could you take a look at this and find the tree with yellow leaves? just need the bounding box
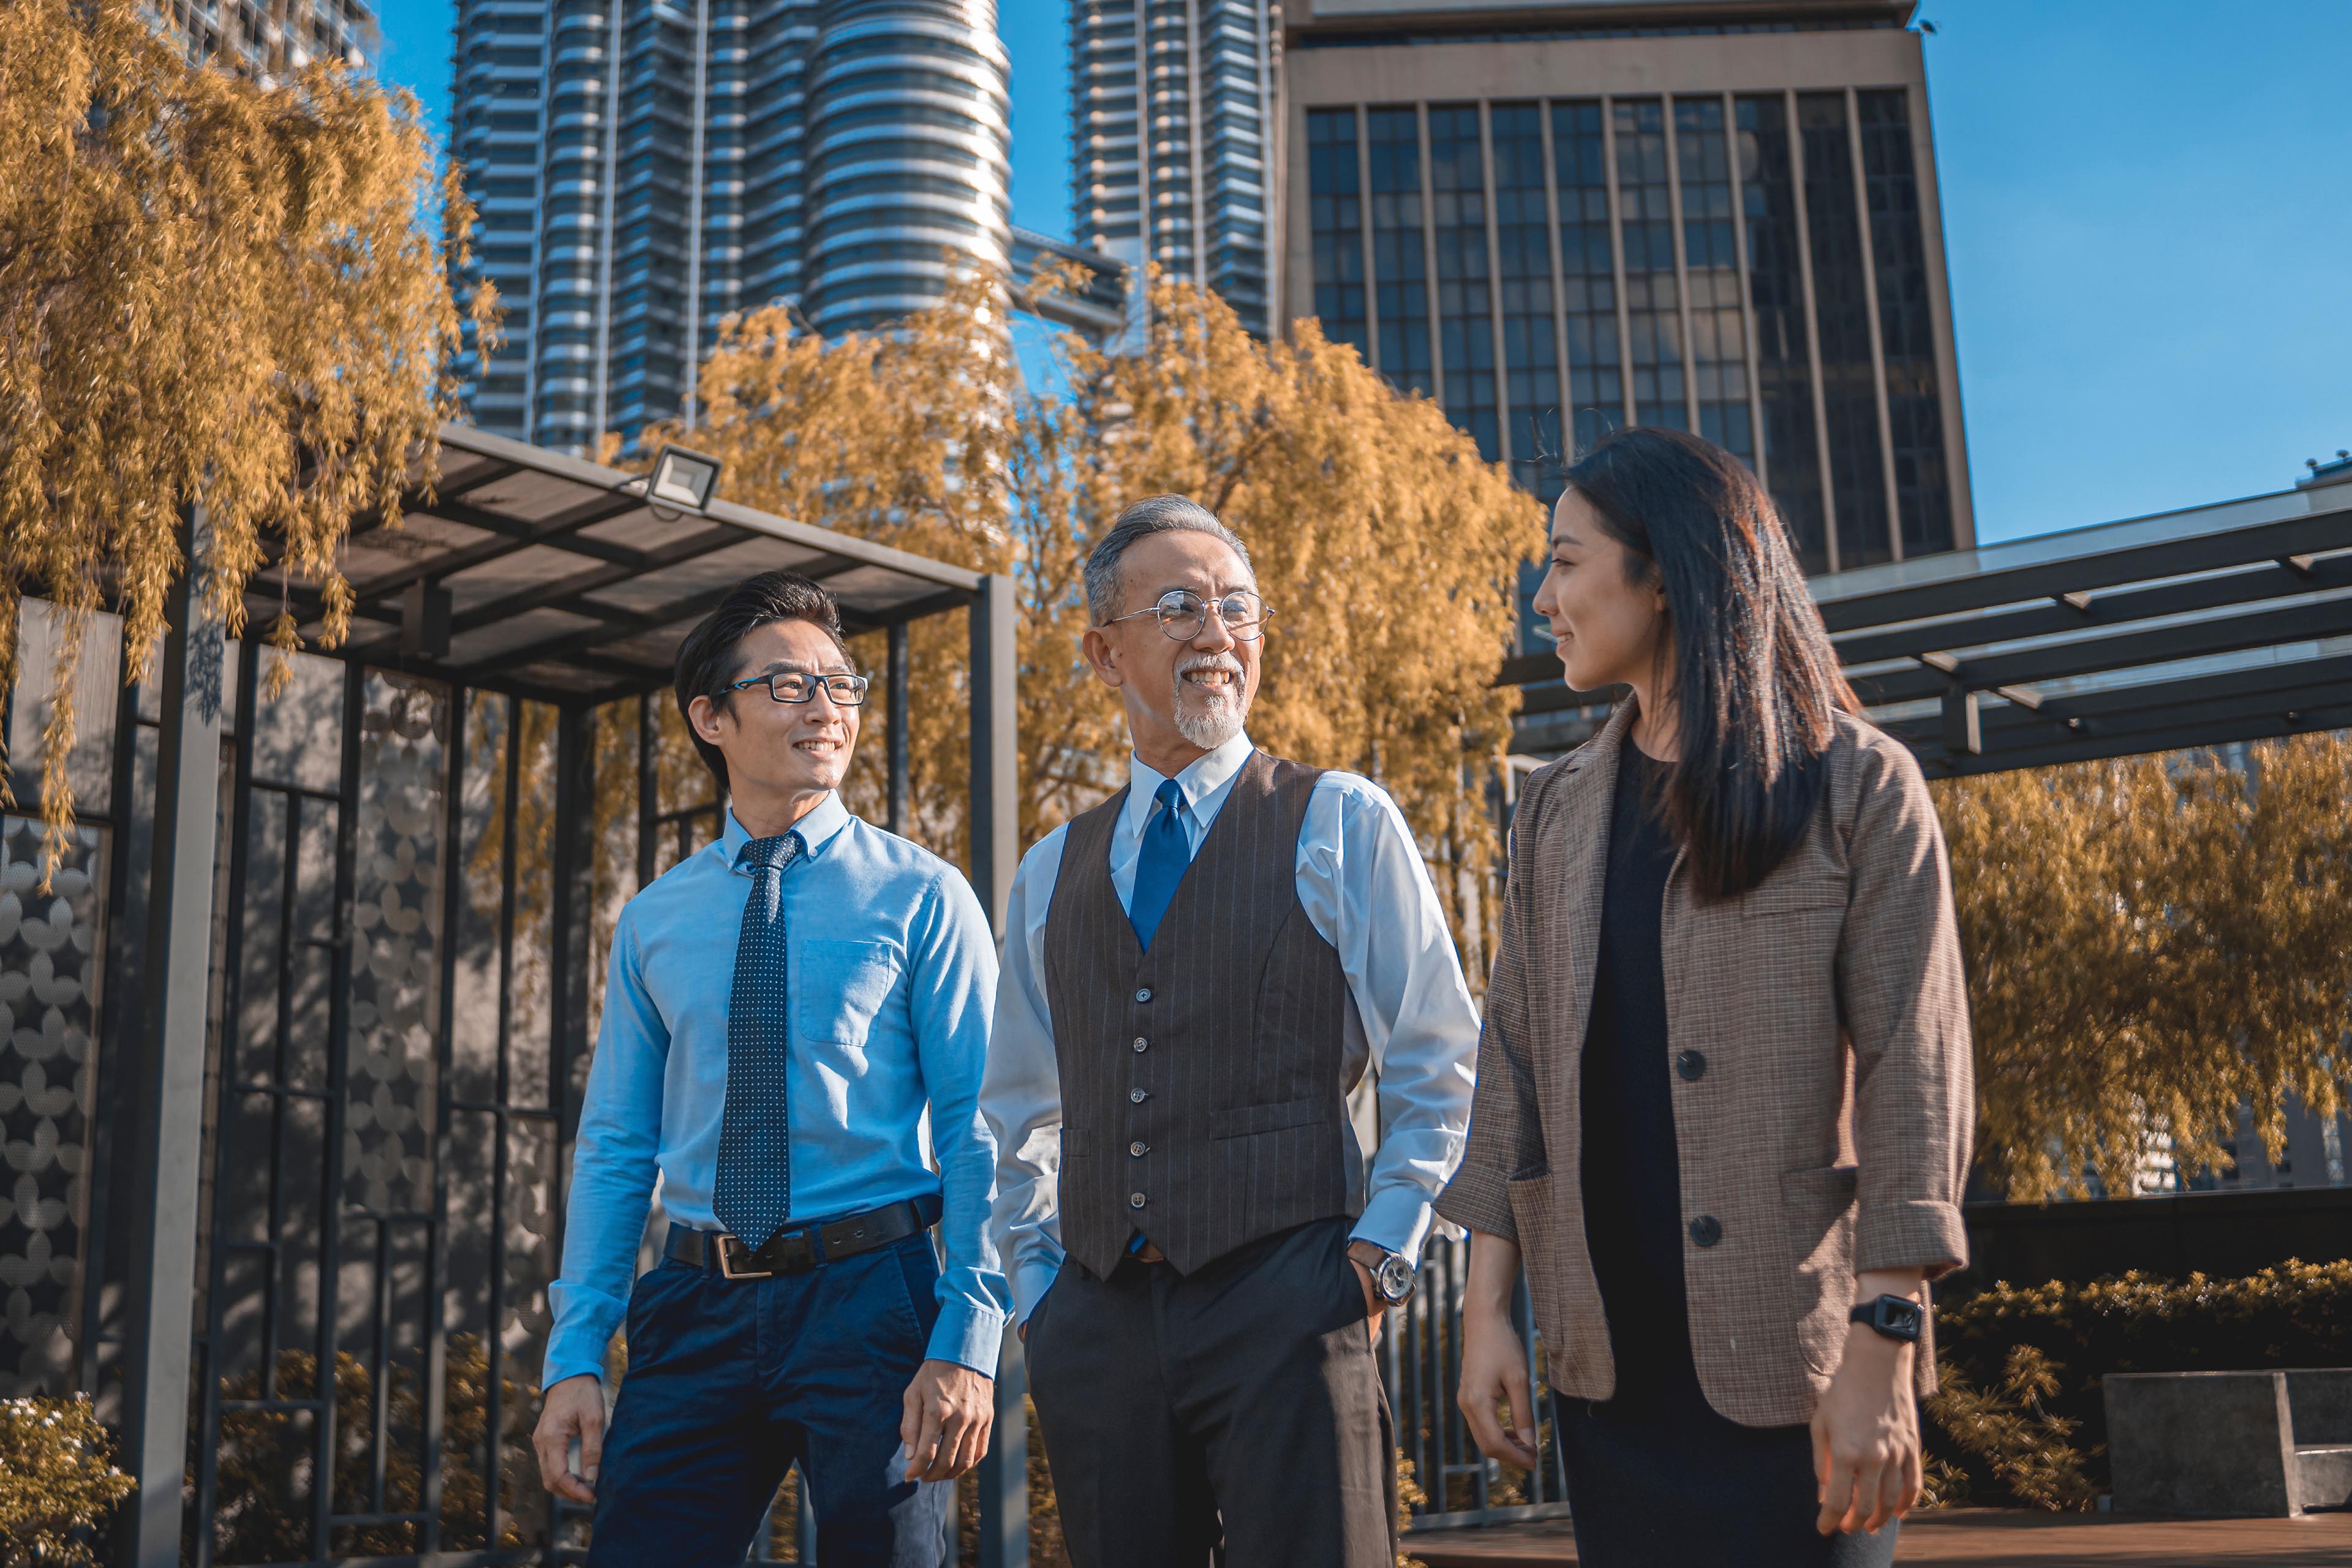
[659,266,1537,974]
[0,0,494,867]
[1934,733,2352,1200]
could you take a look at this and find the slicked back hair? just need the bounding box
[1085,495,1252,625]
[673,570,852,794]
[1564,426,1860,900]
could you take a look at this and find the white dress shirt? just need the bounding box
[981,731,1480,1323]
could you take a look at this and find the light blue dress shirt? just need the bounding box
[546,793,1010,1386]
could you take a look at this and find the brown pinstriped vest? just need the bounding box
[1044,750,1356,1278]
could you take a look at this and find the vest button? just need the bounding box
[1133,1037,1148,1052]
[1689,1215,1723,1248]
[1129,1192,1147,1208]
[1135,987,1153,1003]
[1676,1050,1707,1081]
[1129,1140,1148,1157]
[1130,1087,1148,1103]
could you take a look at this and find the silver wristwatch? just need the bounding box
[1351,1240,1417,1305]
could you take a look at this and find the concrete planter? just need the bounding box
[2104,1368,2352,1517]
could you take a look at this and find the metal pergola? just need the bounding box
[0,424,1026,1567]
[1506,466,2352,774]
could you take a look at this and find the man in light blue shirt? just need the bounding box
[532,570,1007,1568]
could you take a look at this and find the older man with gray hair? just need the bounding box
[978,496,1480,1567]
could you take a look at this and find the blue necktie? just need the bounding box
[1128,778,1189,952]
[714,831,803,1248]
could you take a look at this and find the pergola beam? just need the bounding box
[1834,552,2352,668]
[439,551,886,682]
[1813,505,2352,633]
[1849,595,2352,707]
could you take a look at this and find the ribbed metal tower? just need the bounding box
[1068,0,1276,336]
[451,0,1007,451]
[802,0,1013,335]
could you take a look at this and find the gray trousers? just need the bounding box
[1025,1216,1397,1568]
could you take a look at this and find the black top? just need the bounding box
[1577,744,1700,1405]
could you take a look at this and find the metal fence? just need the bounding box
[1386,1235,1571,1534]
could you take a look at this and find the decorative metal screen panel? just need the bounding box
[0,817,108,1396]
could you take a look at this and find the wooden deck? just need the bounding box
[1404,1509,2352,1567]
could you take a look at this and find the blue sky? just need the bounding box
[368,0,2352,545]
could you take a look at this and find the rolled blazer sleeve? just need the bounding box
[1434,785,1550,1242]
[1837,737,1975,1279]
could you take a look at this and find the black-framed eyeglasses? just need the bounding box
[1101,589,1271,641]
[728,671,872,706]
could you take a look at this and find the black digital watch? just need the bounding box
[1849,1294,1924,1344]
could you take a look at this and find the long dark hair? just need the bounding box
[1562,428,1858,899]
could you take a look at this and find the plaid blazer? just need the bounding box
[1435,705,1973,1426]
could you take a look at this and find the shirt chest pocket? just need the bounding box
[794,940,903,1047]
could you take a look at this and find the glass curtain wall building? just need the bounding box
[1070,0,1278,336]
[450,0,1012,453]
[1280,0,1970,585]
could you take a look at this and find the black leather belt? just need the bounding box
[666,1193,942,1280]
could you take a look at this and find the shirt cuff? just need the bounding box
[1010,1257,1063,1327]
[1350,1185,1438,1262]
[542,1320,619,1392]
[925,1300,1009,1376]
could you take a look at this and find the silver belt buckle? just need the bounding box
[715,1234,774,1280]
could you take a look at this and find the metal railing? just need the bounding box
[1387,1236,1571,1534]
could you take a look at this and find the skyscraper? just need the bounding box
[142,0,377,80]
[1069,0,1278,336]
[1280,0,1972,574]
[450,0,1015,452]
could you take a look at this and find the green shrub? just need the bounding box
[0,1396,134,1566]
[1923,1257,2352,1508]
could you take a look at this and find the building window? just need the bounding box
[1491,101,1559,498]
[1429,104,1498,461]
[1736,93,1829,572]
[1799,91,1891,570]
[1550,100,1619,460]
[1860,89,1953,557]
[1306,107,1369,364]
[1613,99,1685,432]
[1673,97,1751,463]
[1366,106,1433,398]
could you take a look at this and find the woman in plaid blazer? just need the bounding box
[1435,429,1974,1566]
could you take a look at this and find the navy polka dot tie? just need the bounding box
[714,831,803,1248]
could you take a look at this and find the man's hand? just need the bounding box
[1346,1253,1385,1347]
[1811,1273,1926,1536]
[533,1374,606,1505]
[900,1359,995,1482]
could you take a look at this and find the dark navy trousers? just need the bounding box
[585,1231,954,1568]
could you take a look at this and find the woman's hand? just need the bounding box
[1454,1230,1542,1471]
[1810,1269,1925,1536]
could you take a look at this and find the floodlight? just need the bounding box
[644,445,722,511]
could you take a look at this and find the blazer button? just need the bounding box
[1130,1087,1148,1103]
[1676,1050,1708,1082]
[1129,1192,1147,1208]
[1689,1215,1723,1248]
[1135,987,1153,1003]
[1129,1140,1148,1156]
[1133,1037,1148,1052]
